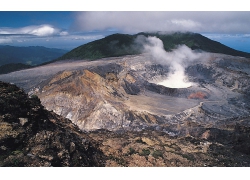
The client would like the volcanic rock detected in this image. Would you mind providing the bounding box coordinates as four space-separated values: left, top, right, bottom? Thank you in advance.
1 50 250 166
0 81 105 167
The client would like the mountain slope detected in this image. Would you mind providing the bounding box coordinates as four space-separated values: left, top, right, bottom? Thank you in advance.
0 81 105 167
139 32 250 57
57 33 139 61
56 32 250 61
0 45 68 66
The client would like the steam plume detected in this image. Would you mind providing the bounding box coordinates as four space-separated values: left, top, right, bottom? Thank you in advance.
142 36 202 88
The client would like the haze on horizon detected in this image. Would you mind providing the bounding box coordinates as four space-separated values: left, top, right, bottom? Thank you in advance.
0 11 250 52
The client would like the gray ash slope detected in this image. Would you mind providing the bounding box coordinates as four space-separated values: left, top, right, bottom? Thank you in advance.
0 53 250 134
1 52 250 165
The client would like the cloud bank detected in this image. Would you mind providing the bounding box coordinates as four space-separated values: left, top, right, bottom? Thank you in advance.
74 12 250 34
0 38 12 44
0 24 66 37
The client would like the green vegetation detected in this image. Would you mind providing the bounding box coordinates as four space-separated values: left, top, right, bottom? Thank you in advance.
137 32 250 57
56 32 250 62
57 33 140 61
127 147 136 155
139 148 151 156
152 150 164 159
108 155 127 166
170 151 196 162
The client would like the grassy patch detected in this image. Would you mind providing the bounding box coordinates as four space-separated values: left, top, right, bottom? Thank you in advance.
152 150 163 159
180 153 195 161
168 150 196 162
139 149 150 156
127 147 136 156
108 155 127 166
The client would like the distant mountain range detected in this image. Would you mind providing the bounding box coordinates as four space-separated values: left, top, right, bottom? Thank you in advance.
0 63 32 75
0 45 68 66
0 45 68 74
57 32 250 61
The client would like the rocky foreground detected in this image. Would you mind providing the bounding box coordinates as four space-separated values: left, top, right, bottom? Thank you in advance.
0 81 104 166
1 81 250 167
89 128 250 167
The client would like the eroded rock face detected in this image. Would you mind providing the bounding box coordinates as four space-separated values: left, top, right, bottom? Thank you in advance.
37 69 129 131
30 54 250 136
0 81 105 167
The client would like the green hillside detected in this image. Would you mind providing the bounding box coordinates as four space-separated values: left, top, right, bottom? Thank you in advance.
139 32 250 57
57 34 139 60
56 32 250 61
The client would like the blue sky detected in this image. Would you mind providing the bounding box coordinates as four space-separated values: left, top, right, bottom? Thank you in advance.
1 11 250 52
0 12 120 50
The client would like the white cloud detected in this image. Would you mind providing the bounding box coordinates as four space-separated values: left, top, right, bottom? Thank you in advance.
74 12 250 34
171 19 201 29
0 24 68 37
71 35 104 40
202 33 250 40
243 34 250 38
60 31 69 36
0 38 12 44
28 25 57 36
17 39 25 42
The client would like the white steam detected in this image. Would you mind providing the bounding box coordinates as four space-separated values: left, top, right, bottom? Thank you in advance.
143 36 202 88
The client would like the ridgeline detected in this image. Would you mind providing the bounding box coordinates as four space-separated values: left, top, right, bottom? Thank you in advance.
56 32 250 61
